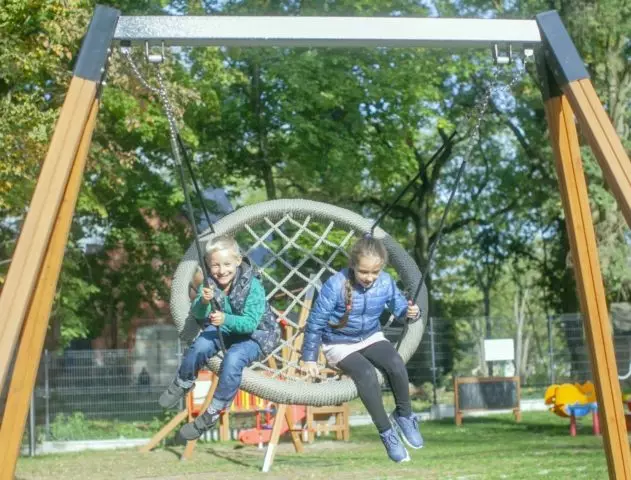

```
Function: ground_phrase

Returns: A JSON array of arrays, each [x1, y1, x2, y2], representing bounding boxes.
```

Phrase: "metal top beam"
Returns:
[[113, 16, 541, 49]]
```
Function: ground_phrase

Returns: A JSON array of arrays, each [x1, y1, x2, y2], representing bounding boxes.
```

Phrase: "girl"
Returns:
[[159, 235, 280, 440], [301, 235, 423, 463]]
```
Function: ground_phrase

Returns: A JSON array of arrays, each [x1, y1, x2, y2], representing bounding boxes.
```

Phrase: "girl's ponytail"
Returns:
[[329, 271, 354, 329]]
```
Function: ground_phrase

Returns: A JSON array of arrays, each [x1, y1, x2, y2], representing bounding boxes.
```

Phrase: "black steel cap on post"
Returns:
[[535, 10, 589, 91], [74, 5, 121, 82]]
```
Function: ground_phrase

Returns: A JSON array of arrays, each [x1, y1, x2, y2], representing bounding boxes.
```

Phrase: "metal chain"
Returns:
[[121, 46, 228, 354], [120, 47, 182, 160], [120, 47, 160, 96], [455, 55, 531, 165]]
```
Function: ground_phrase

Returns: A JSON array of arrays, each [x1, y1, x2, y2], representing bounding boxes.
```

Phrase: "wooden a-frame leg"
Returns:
[[139, 409, 189, 453], [544, 92, 631, 479], [262, 403, 288, 473], [0, 95, 100, 480], [0, 78, 98, 393], [284, 406, 304, 453], [181, 374, 219, 461], [564, 79, 631, 228]]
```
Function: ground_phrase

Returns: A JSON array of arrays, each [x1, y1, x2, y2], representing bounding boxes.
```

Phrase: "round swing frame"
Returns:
[[171, 199, 428, 406]]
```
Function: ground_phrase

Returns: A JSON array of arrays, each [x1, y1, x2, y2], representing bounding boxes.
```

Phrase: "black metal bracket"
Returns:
[[535, 10, 589, 98], [74, 5, 121, 84]]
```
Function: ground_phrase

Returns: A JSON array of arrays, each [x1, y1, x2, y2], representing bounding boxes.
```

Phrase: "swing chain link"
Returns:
[[456, 53, 532, 164], [121, 45, 228, 354], [120, 47, 185, 169], [120, 47, 160, 96]]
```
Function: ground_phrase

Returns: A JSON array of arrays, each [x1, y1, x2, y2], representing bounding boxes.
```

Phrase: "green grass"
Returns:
[[15, 412, 611, 480]]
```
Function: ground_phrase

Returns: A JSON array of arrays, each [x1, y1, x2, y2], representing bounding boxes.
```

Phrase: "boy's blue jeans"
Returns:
[[176, 326, 261, 411]]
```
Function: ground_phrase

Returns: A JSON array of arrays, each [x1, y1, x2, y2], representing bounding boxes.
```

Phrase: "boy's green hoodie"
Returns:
[[190, 277, 266, 336]]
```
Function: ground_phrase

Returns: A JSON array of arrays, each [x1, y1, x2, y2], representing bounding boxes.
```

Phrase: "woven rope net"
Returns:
[[171, 199, 427, 406]]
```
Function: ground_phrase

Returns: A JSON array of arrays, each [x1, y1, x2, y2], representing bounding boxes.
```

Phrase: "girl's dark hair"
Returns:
[[329, 236, 387, 329]]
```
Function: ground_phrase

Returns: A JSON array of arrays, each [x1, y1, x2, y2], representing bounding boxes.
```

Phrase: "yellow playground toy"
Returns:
[[544, 381, 600, 436]]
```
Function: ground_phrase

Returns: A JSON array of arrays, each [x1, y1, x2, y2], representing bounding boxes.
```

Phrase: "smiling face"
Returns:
[[208, 249, 242, 290], [354, 254, 383, 289]]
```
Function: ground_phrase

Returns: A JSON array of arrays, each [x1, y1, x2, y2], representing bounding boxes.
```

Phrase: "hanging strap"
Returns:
[[121, 46, 226, 353], [389, 59, 530, 350], [369, 130, 457, 238], [176, 134, 216, 235]]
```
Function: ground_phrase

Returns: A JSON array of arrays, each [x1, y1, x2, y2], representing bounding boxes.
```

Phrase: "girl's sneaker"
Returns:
[[379, 428, 410, 463], [390, 411, 424, 449]]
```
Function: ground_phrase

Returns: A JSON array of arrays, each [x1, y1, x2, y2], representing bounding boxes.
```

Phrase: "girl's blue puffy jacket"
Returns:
[[301, 268, 409, 362]]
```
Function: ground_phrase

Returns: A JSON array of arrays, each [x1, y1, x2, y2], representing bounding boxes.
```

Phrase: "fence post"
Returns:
[[44, 349, 50, 440], [429, 316, 438, 406], [547, 315, 555, 385]]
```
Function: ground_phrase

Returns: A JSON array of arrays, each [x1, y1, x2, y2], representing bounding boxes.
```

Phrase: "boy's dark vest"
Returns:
[[210, 259, 280, 356]]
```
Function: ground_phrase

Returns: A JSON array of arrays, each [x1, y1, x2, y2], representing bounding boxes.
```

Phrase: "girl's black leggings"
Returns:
[[337, 340, 412, 433]]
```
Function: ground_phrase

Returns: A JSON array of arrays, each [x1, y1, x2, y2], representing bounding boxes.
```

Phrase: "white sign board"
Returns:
[[484, 339, 515, 362]]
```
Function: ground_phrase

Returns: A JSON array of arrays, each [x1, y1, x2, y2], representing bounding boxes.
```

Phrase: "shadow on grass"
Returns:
[[200, 444, 350, 471], [204, 448, 261, 470]]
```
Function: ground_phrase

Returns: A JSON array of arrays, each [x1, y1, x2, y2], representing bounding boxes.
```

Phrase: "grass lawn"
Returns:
[[16, 412, 611, 480]]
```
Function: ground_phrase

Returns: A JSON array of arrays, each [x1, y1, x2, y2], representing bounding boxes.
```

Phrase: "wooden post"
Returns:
[[543, 92, 631, 477], [536, 11, 631, 479], [0, 7, 119, 478], [564, 79, 631, 228], [0, 78, 97, 391], [262, 403, 288, 473], [453, 377, 462, 426], [180, 374, 219, 460], [261, 284, 315, 471], [0, 98, 100, 479], [219, 411, 231, 442], [0, 5, 119, 395]]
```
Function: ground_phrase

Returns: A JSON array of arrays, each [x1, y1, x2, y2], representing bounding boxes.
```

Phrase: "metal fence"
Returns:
[[29, 345, 182, 437], [16, 311, 631, 446]]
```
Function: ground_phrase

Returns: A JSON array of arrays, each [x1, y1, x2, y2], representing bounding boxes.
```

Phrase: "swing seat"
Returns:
[[171, 199, 428, 406]]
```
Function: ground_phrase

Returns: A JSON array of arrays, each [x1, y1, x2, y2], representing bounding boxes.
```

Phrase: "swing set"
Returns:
[[1, 6, 631, 479]]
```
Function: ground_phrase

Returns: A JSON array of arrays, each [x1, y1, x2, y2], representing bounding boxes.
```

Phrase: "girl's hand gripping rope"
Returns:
[[301, 361, 320, 378], [406, 300, 420, 321]]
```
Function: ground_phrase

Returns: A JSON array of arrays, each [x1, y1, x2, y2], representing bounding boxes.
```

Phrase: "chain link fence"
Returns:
[[14, 311, 631, 447]]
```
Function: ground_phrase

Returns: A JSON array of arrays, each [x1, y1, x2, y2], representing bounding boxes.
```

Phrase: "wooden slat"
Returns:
[[564, 78, 631, 227], [544, 93, 631, 480], [261, 286, 315, 471], [261, 403, 288, 473], [0, 97, 99, 480], [0, 77, 96, 391], [181, 374, 219, 460]]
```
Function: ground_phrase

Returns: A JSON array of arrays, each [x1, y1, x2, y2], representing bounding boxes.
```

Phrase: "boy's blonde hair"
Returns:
[[205, 234, 242, 259]]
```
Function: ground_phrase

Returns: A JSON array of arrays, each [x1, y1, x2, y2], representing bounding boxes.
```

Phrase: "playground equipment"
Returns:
[[544, 382, 600, 436], [2, 6, 631, 479], [237, 402, 350, 447]]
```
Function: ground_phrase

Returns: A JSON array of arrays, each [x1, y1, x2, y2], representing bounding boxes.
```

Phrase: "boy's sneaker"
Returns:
[[158, 380, 191, 409], [390, 411, 423, 449], [379, 428, 410, 463], [179, 408, 221, 441]]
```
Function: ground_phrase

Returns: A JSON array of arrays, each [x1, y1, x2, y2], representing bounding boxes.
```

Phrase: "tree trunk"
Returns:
[[520, 331, 532, 380], [483, 287, 492, 338]]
